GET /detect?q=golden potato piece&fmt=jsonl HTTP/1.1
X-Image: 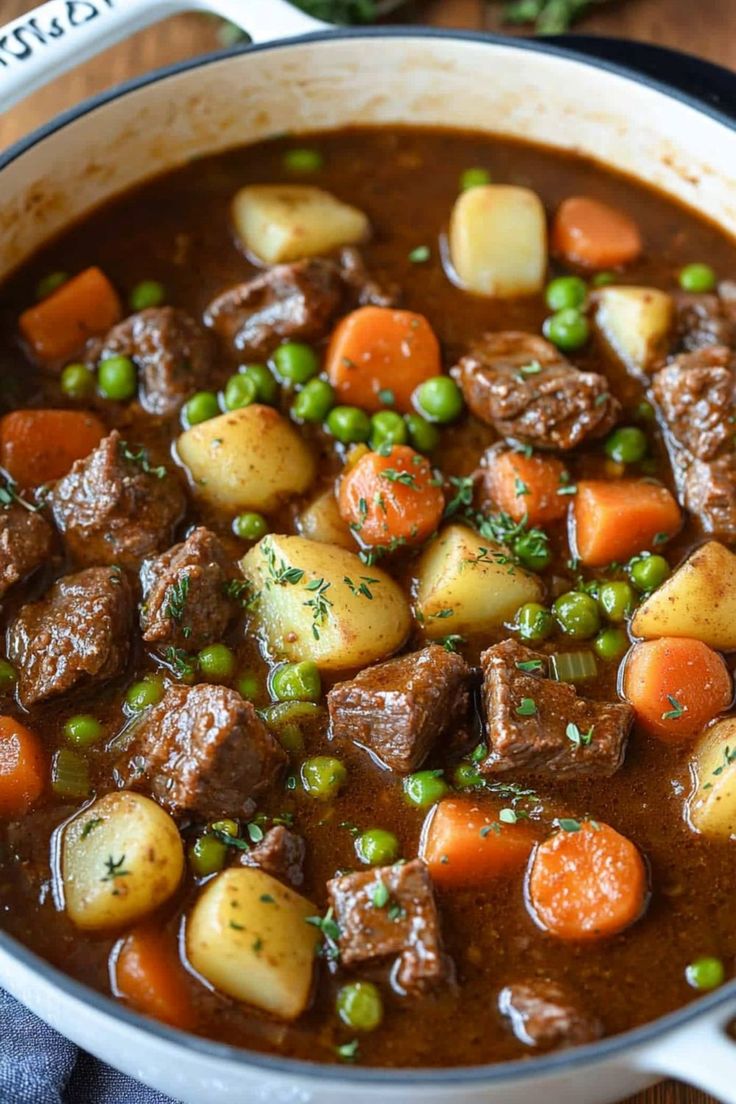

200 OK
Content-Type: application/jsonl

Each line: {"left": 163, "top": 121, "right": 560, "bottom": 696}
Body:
{"left": 232, "top": 184, "right": 369, "bottom": 264}
{"left": 594, "top": 286, "right": 673, "bottom": 374}
{"left": 449, "top": 185, "right": 546, "bottom": 297}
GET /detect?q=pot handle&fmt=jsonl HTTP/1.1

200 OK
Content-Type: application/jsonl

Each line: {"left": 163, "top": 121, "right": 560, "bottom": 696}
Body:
{"left": 0, "top": 0, "right": 327, "bottom": 113}
{"left": 633, "top": 1002, "right": 736, "bottom": 1104}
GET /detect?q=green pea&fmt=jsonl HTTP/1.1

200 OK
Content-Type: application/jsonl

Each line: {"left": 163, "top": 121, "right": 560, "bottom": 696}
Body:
{"left": 545, "top": 275, "right": 587, "bottom": 312}
{"left": 189, "top": 835, "right": 227, "bottom": 878}
{"left": 336, "top": 981, "right": 383, "bottom": 1031}
{"left": 283, "top": 148, "right": 324, "bottom": 173}
{"left": 460, "top": 167, "right": 491, "bottom": 191}
{"left": 183, "top": 391, "right": 219, "bottom": 426}
{"left": 594, "top": 627, "right": 628, "bottom": 662}
{"left": 98, "top": 355, "right": 137, "bottom": 401}
{"left": 355, "top": 827, "right": 399, "bottom": 866}
{"left": 36, "top": 271, "right": 68, "bottom": 299}
{"left": 224, "top": 373, "right": 257, "bottom": 411}
{"left": 211, "top": 818, "right": 239, "bottom": 838}
{"left": 635, "top": 400, "right": 655, "bottom": 422}
{"left": 277, "top": 723, "right": 305, "bottom": 755}
{"left": 271, "top": 661, "right": 322, "bottom": 703}
{"left": 403, "top": 770, "right": 449, "bottom": 808}
{"left": 591, "top": 271, "right": 616, "bottom": 288}
{"left": 605, "top": 426, "right": 647, "bottom": 465}
{"left": 404, "top": 413, "right": 440, "bottom": 453}
{"left": 63, "top": 714, "right": 104, "bottom": 748}
{"left": 453, "top": 761, "right": 484, "bottom": 788}
{"left": 236, "top": 670, "right": 260, "bottom": 700}
{"left": 125, "top": 676, "right": 164, "bottom": 712}
{"left": 301, "top": 756, "right": 347, "bottom": 800}
{"left": 242, "top": 363, "right": 279, "bottom": 405}
{"left": 292, "top": 378, "right": 335, "bottom": 423}
{"left": 685, "top": 955, "right": 725, "bottom": 991}
{"left": 543, "top": 308, "right": 590, "bottom": 352}
{"left": 598, "top": 581, "right": 635, "bottom": 623}
{"left": 629, "top": 554, "right": 670, "bottom": 593}
{"left": 370, "top": 410, "right": 408, "bottom": 450}
{"left": 233, "top": 511, "right": 269, "bottom": 541}
{"left": 273, "top": 342, "right": 320, "bottom": 384}
{"left": 326, "top": 406, "right": 371, "bottom": 445}
{"left": 517, "top": 602, "right": 554, "bottom": 644}
{"left": 60, "top": 363, "right": 95, "bottom": 400}
{"left": 679, "top": 263, "right": 717, "bottom": 293}
{"left": 514, "top": 531, "right": 551, "bottom": 572}
{"left": 0, "top": 660, "right": 18, "bottom": 693}
{"left": 198, "top": 643, "right": 236, "bottom": 681}
{"left": 414, "top": 376, "right": 464, "bottom": 424}
{"left": 129, "top": 279, "right": 165, "bottom": 311}
{"left": 553, "top": 591, "right": 601, "bottom": 640}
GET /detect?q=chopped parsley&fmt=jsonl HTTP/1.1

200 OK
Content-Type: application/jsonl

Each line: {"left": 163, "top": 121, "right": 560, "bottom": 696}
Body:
{"left": 387, "top": 902, "right": 406, "bottom": 922}
{"left": 517, "top": 359, "right": 543, "bottom": 380}
{"left": 370, "top": 882, "right": 390, "bottom": 908}
{"left": 378, "top": 388, "right": 395, "bottom": 406}
{"left": 408, "top": 245, "right": 430, "bottom": 264}
{"left": 164, "top": 646, "right": 196, "bottom": 680}
{"left": 443, "top": 475, "right": 475, "bottom": 518}
{"left": 516, "top": 659, "right": 544, "bottom": 673}
{"left": 515, "top": 697, "right": 537, "bottom": 717}
{"left": 566, "top": 722, "right": 594, "bottom": 747}
{"left": 164, "top": 574, "right": 191, "bottom": 637}
{"left": 557, "top": 818, "right": 582, "bottom": 833}
{"left": 335, "top": 1039, "right": 360, "bottom": 1062}
{"left": 438, "top": 634, "right": 465, "bottom": 653}
{"left": 514, "top": 477, "right": 530, "bottom": 498}
{"left": 80, "top": 818, "right": 103, "bottom": 839}
{"left": 381, "top": 468, "right": 418, "bottom": 488}
{"left": 306, "top": 907, "right": 341, "bottom": 961}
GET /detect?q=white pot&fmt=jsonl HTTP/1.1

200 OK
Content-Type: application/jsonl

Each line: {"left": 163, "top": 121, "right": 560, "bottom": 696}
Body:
{"left": 1, "top": 2, "right": 736, "bottom": 1101}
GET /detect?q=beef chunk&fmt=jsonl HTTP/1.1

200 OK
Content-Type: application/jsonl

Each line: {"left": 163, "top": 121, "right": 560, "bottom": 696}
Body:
{"left": 140, "top": 527, "right": 235, "bottom": 652}
{"left": 684, "top": 455, "right": 736, "bottom": 534}
{"left": 338, "top": 247, "right": 399, "bottom": 308}
{"left": 479, "top": 639, "right": 632, "bottom": 778}
{"left": 240, "top": 826, "right": 306, "bottom": 889}
{"left": 327, "top": 859, "right": 451, "bottom": 995}
{"left": 87, "top": 307, "right": 214, "bottom": 415}
{"left": 116, "top": 683, "right": 286, "bottom": 818}
{"left": 327, "top": 645, "right": 470, "bottom": 772}
{"left": 451, "top": 332, "right": 620, "bottom": 450}
{"left": 0, "top": 504, "right": 52, "bottom": 599}
{"left": 51, "top": 430, "right": 185, "bottom": 568}
{"left": 8, "top": 566, "right": 133, "bottom": 706}
{"left": 674, "top": 282, "right": 736, "bottom": 353}
{"left": 498, "top": 980, "right": 603, "bottom": 1050}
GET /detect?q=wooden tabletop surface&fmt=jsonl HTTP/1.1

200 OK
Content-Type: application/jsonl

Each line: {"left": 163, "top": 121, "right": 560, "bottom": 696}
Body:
{"left": 1, "top": 2, "right": 733, "bottom": 1103}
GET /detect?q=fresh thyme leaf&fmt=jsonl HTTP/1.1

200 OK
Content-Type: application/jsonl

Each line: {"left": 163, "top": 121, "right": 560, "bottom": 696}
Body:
{"left": 382, "top": 468, "right": 418, "bottom": 488}
{"left": 165, "top": 573, "right": 190, "bottom": 634}
{"left": 662, "top": 695, "right": 686, "bottom": 721}
{"left": 443, "top": 475, "right": 475, "bottom": 518}
{"left": 119, "top": 441, "right": 166, "bottom": 479}
{"left": 303, "top": 577, "right": 333, "bottom": 640}
{"left": 516, "top": 659, "right": 544, "bottom": 673}
{"left": 306, "top": 907, "right": 341, "bottom": 960}
{"left": 429, "top": 608, "right": 454, "bottom": 620}
{"left": 371, "top": 882, "right": 390, "bottom": 908}
{"left": 0, "top": 478, "right": 44, "bottom": 513}
{"left": 557, "top": 818, "right": 582, "bottom": 832}
{"left": 713, "top": 745, "right": 736, "bottom": 776}
{"left": 566, "top": 721, "right": 594, "bottom": 747}
{"left": 247, "top": 821, "right": 264, "bottom": 843}
{"left": 164, "top": 646, "right": 196, "bottom": 680}
{"left": 263, "top": 539, "right": 305, "bottom": 586}
{"left": 211, "top": 828, "right": 251, "bottom": 851}
{"left": 514, "top": 477, "right": 530, "bottom": 497}
{"left": 378, "top": 388, "right": 395, "bottom": 406}
{"left": 515, "top": 697, "right": 537, "bottom": 717}
{"left": 335, "top": 1038, "right": 360, "bottom": 1062}
{"left": 438, "top": 634, "right": 465, "bottom": 653}
{"left": 408, "top": 244, "right": 430, "bottom": 264}
{"left": 101, "top": 854, "right": 131, "bottom": 882}
{"left": 343, "top": 575, "right": 379, "bottom": 599}
{"left": 387, "top": 902, "right": 406, "bottom": 922}
{"left": 81, "top": 817, "right": 103, "bottom": 839}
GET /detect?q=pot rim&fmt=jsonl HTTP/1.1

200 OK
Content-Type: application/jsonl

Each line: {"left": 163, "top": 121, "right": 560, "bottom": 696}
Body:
{"left": 1, "top": 23, "right": 735, "bottom": 1087}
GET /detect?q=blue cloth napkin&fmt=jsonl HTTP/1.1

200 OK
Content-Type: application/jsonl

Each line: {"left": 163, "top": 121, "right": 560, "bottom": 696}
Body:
{"left": 0, "top": 987, "right": 178, "bottom": 1103}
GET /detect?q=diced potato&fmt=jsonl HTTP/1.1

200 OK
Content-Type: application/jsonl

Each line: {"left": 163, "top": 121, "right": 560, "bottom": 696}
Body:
{"left": 186, "top": 867, "right": 319, "bottom": 1020}
{"left": 232, "top": 184, "right": 370, "bottom": 265}
{"left": 594, "top": 286, "right": 673, "bottom": 374}
{"left": 297, "top": 488, "right": 355, "bottom": 551}
{"left": 177, "top": 405, "right": 315, "bottom": 513}
{"left": 61, "top": 792, "right": 183, "bottom": 931}
{"left": 448, "top": 184, "right": 546, "bottom": 298}
{"left": 242, "top": 534, "right": 411, "bottom": 669}
{"left": 632, "top": 541, "right": 736, "bottom": 650}
{"left": 414, "top": 524, "right": 543, "bottom": 638}
{"left": 689, "top": 716, "right": 736, "bottom": 839}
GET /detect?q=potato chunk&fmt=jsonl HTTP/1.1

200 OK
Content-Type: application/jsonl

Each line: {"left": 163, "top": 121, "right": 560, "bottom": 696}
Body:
{"left": 242, "top": 534, "right": 411, "bottom": 669}
{"left": 689, "top": 716, "right": 736, "bottom": 839}
{"left": 186, "top": 867, "right": 319, "bottom": 1019}
{"left": 61, "top": 792, "right": 183, "bottom": 930}
{"left": 414, "top": 524, "right": 543, "bottom": 638}
{"left": 297, "top": 488, "right": 355, "bottom": 551}
{"left": 632, "top": 541, "right": 736, "bottom": 650}
{"left": 177, "top": 405, "right": 315, "bottom": 513}
{"left": 449, "top": 185, "right": 546, "bottom": 297}
{"left": 232, "top": 184, "right": 370, "bottom": 265}
{"left": 594, "top": 286, "right": 673, "bottom": 374}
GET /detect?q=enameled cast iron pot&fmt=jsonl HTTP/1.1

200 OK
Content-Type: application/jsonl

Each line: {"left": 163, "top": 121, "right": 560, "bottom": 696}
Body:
{"left": 1, "top": 2, "right": 736, "bottom": 1100}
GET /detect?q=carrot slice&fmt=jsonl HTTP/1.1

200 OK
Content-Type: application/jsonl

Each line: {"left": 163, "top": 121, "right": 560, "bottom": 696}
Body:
{"left": 486, "top": 449, "right": 568, "bottom": 526}
{"left": 338, "top": 444, "right": 444, "bottom": 548}
{"left": 114, "top": 926, "right": 195, "bottom": 1032}
{"left": 420, "top": 797, "right": 538, "bottom": 888}
{"left": 0, "top": 409, "right": 106, "bottom": 487}
{"left": 0, "top": 716, "right": 45, "bottom": 818}
{"left": 623, "top": 637, "right": 732, "bottom": 744}
{"left": 19, "top": 266, "right": 122, "bottom": 364}
{"left": 528, "top": 820, "right": 647, "bottom": 940}
{"left": 551, "top": 197, "right": 642, "bottom": 270}
{"left": 571, "top": 480, "right": 681, "bottom": 567}
{"left": 325, "top": 306, "right": 441, "bottom": 413}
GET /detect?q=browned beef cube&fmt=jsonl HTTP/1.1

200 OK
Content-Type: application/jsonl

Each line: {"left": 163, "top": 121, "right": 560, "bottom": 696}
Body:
{"left": 450, "top": 332, "right": 619, "bottom": 450}
{"left": 674, "top": 283, "right": 736, "bottom": 353}
{"left": 498, "top": 980, "right": 603, "bottom": 1050}
{"left": 117, "top": 683, "right": 286, "bottom": 819}
{"left": 684, "top": 455, "right": 736, "bottom": 534}
{"left": 0, "top": 504, "right": 52, "bottom": 599}
{"left": 8, "top": 566, "right": 133, "bottom": 706}
{"left": 327, "top": 859, "right": 451, "bottom": 995}
{"left": 338, "top": 248, "right": 399, "bottom": 309}
{"left": 86, "top": 307, "right": 214, "bottom": 415}
{"left": 327, "top": 646, "right": 470, "bottom": 773}
{"left": 240, "top": 826, "right": 306, "bottom": 889}
{"left": 140, "top": 527, "right": 235, "bottom": 652}
{"left": 479, "top": 639, "right": 632, "bottom": 778}
{"left": 51, "top": 430, "right": 185, "bottom": 569}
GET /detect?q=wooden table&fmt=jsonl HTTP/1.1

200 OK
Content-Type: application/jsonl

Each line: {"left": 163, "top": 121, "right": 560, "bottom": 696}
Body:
{"left": 0, "top": 3, "right": 733, "bottom": 1104}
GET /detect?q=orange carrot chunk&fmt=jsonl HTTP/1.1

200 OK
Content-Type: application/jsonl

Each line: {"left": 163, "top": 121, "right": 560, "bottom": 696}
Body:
{"left": 0, "top": 409, "right": 106, "bottom": 488}
{"left": 114, "top": 926, "right": 195, "bottom": 1032}
{"left": 528, "top": 820, "right": 647, "bottom": 941}
{"left": 325, "top": 306, "right": 441, "bottom": 413}
{"left": 19, "top": 266, "right": 122, "bottom": 364}
{"left": 486, "top": 449, "right": 569, "bottom": 526}
{"left": 551, "top": 197, "right": 643, "bottom": 270}
{"left": 571, "top": 480, "right": 681, "bottom": 567}
{"left": 623, "top": 637, "right": 732, "bottom": 744}
{"left": 0, "top": 716, "right": 45, "bottom": 818}
{"left": 338, "top": 444, "right": 444, "bottom": 548}
{"left": 420, "top": 797, "right": 538, "bottom": 889}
